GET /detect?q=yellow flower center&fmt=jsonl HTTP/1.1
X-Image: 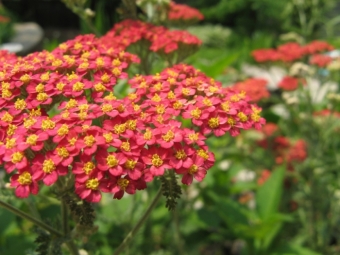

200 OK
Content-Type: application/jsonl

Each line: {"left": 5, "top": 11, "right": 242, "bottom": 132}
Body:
{"left": 203, "top": 98, "right": 212, "bottom": 106}
{"left": 152, "top": 94, "right": 161, "bottom": 102}
{"left": 79, "top": 61, "right": 89, "bottom": 69}
{"left": 94, "top": 83, "right": 106, "bottom": 92}
{"left": 96, "top": 58, "right": 104, "bottom": 67}
{"left": 188, "top": 164, "right": 198, "bottom": 174}
{"left": 121, "top": 141, "right": 130, "bottom": 152}
{"left": 74, "top": 42, "right": 82, "bottom": 50}
{"left": 221, "top": 101, "right": 230, "bottom": 112}
{"left": 143, "top": 129, "right": 152, "bottom": 140}
{"left": 6, "top": 125, "right": 17, "bottom": 136}
{"left": 227, "top": 117, "right": 236, "bottom": 126}
{"left": 12, "top": 152, "right": 24, "bottom": 163}
{"left": 173, "top": 101, "right": 183, "bottom": 110}
{"left": 26, "top": 134, "right": 38, "bottom": 145}
{"left": 57, "top": 124, "right": 69, "bottom": 136}
{"left": 208, "top": 117, "right": 220, "bottom": 129}
{"left": 52, "top": 59, "right": 63, "bottom": 67}
{"left": 103, "top": 132, "right": 113, "bottom": 143}
{"left": 5, "top": 138, "right": 16, "bottom": 149}
{"left": 101, "top": 103, "right": 113, "bottom": 113}
{"left": 35, "top": 83, "right": 45, "bottom": 93}
{"left": 1, "top": 112, "right": 13, "bottom": 123}
{"left": 57, "top": 147, "right": 69, "bottom": 158}
{"left": 78, "top": 104, "right": 89, "bottom": 112}
{"left": 104, "top": 92, "right": 116, "bottom": 100}
{"left": 209, "top": 86, "right": 218, "bottom": 93}
{"left": 125, "top": 159, "right": 137, "bottom": 170}
{"left": 114, "top": 124, "right": 126, "bottom": 135}
{"left": 117, "top": 104, "right": 125, "bottom": 113}
{"left": 231, "top": 95, "right": 240, "bottom": 102}
{"left": 153, "top": 82, "right": 162, "bottom": 91}
{"left": 72, "top": 82, "right": 84, "bottom": 92}
{"left": 36, "top": 92, "right": 49, "bottom": 102}
{"left": 84, "top": 135, "right": 95, "bottom": 147}
{"left": 68, "top": 137, "right": 77, "bottom": 146}
{"left": 237, "top": 112, "right": 248, "bottom": 122}
{"left": 85, "top": 178, "right": 99, "bottom": 190}
{"left": 182, "top": 88, "right": 190, "bottom": 96}
{"left": 14, "top": 98, "right": 27, "bottom": 110}
{"left": 41, "top": 119, "right": 56, "bottom": 130}
{"left": 20, "top": 74, "right": 31, "bottom": 83}
{"left": 175, "top": 150, "right": 186, "bottom": 160}
{"left": 117, "top": 178, "right": 129, "bottom": 190}
{"left": 112, "top": 67, "right": 121, "bottom": 76}
{"left": 188, "top": 133, "right": 199, "bottom": 142}
{"left": 56, "top": 82, "right": 66, "bottom": 91}
{"left": 83, "top": 162, "right": 95, "bottom": 174}
{"left": 101, "top": 73, "right": 110, "bottom": 83}
{"left": 167, "top": 91, "right": 176, "bottom": 99}
{"left": 156, "top": 104, "right": 165, "bottom": 114}
{"left": 197, "top": 149, "right": 209, "bottom": 160}
{"left": 251, "top": 113, "right": 260, "bottom": 122}
{"left": 18, "top": 171, "right": 32, "bottom": 185}
{"left": 190, "top": 108, "right": 201, "bottom": 119}
{"left": 162, "top": 130, "right": 175, "bottom": 142}
{"left": 151, "top": 154, "right": 163, "bottom": 167}
{"left": 126, "top": 120, "right": 137, "bottom": 130}
{"left": 112, "top": 59, "right": 121, "bottom": 66}
{"left": 43, "top": 159, "right": 56, "bottom": 174}
{"left": 24, "top": 118, "right": 36, "bottom": 129}
{"left": 2, "top": 89, "right": 12, "bottom": 98}
{"left": 107, "top": 155, "right": 118, "bottom": 167}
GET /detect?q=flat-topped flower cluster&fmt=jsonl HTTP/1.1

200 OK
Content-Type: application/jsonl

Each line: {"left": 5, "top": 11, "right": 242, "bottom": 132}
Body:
{"left": 252, "top": 41, "right": 334, "bottom": 63}
{"left": 0, "top": 27, "right": 264, "bottom": 203}
{"left": 99, "top": 19, "right": 201, "bottom": 54}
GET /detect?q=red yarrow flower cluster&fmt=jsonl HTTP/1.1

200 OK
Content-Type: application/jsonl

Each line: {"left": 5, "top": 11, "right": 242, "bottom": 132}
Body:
{"left": 230, "top": 78, "right": 270, "bottom": 102}
{"left": 99, "top": 19, "right": 201, "bottom": 55}
{"left": 167, "top": 2, "right": 204, "bottom": 22}
{"left": 309, "top": 54, "right": 332, "bottom": 67}
{"left": 0, "top": 33, "right": 264, "bottom": 202}
{"left": 257, "top": 123, "right": 307, "bottom": 171}
{"left": 252, "top": 41, "right": 334, "bottom": 63}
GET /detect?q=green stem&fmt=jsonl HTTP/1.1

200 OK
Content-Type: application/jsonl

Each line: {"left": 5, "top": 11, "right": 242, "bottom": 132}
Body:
{"left": 113, "top": 187, "right": 163, "bottom": 255}
{"left": 0, "top": 199, "right": 63, "bottom": 237}
{"left": 82, "top": 15, "right": 101, "bottom": 37}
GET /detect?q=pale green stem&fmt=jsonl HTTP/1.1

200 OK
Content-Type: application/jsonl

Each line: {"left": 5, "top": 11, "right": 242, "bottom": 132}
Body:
{"left": 113, "top": 188, "right": 163, "bottom": 255}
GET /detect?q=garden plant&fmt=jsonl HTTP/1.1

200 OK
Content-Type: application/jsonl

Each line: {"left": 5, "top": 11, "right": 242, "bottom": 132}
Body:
{"left": 1, "top": 0, "right": 340, "bottom": 255}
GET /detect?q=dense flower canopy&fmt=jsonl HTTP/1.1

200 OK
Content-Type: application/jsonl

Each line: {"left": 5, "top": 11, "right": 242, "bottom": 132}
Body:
{"left": 0, "top": 22, "right": 264, "bottom": 202}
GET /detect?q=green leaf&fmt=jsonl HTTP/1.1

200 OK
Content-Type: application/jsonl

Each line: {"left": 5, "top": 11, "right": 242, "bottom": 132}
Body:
{"left": 272, "top": 244, "right": 322, "bottom": 255}
{"left": 208, "top": 192, "right": 251, "bottom": 237}
{"left": 256, "top": 165, "right": 285, "bottom": 220}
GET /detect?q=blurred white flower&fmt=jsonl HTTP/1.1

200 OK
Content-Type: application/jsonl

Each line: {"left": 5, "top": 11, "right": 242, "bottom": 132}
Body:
{"left": 234, "top": 169, "right": 255, "bottom": 182}
{"left": 241, "top": 64, "right": 286, "bottom": 91}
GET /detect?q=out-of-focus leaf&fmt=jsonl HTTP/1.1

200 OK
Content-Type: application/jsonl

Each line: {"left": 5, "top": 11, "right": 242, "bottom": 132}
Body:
{"left": 272, "top": 244, "right": 322, "bottom": 255}
{"left": 256, "top": 165, "right": 285, "bottom": 220}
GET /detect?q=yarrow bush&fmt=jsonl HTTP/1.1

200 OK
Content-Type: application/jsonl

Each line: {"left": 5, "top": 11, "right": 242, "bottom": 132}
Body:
{"left": 0, "top": 28, "right": 264, "bottom": 206}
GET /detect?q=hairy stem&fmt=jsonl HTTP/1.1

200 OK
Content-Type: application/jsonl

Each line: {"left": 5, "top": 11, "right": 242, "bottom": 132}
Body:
{"left": 0, "top": 199, "right": 63, "bottom": 237}
{"left": 113, "top": 187, "right": 163, "bottom": 255}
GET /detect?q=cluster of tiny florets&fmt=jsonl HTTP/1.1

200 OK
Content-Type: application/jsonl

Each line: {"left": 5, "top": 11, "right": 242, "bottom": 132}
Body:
{"left": 167, "top": 1, "right": 204, "bottom": 22}
{"left": 230, "top": 78, "right": 270, "bottom": 102}
{"left": 0, "top": 31, "right": 264, "bottom": 203}
{"left": 252, "top": 41, "right": 334, "bottom": 63}
{"left": 99, "top": 19, "right": 201, "bottom": 54}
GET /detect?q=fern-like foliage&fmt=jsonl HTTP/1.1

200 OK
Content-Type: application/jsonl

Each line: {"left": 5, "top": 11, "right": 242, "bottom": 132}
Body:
{"left": 33, "top": 221, "right": 66, "bottom": 255}
{"left": 34, "top": 228, "right": 51, "bottom": 255}
{"left": 160, "top": 170, "right": 182, "bottom": 211}
{"left": 62, "top": 193, "right": 95, "bottom": 227}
